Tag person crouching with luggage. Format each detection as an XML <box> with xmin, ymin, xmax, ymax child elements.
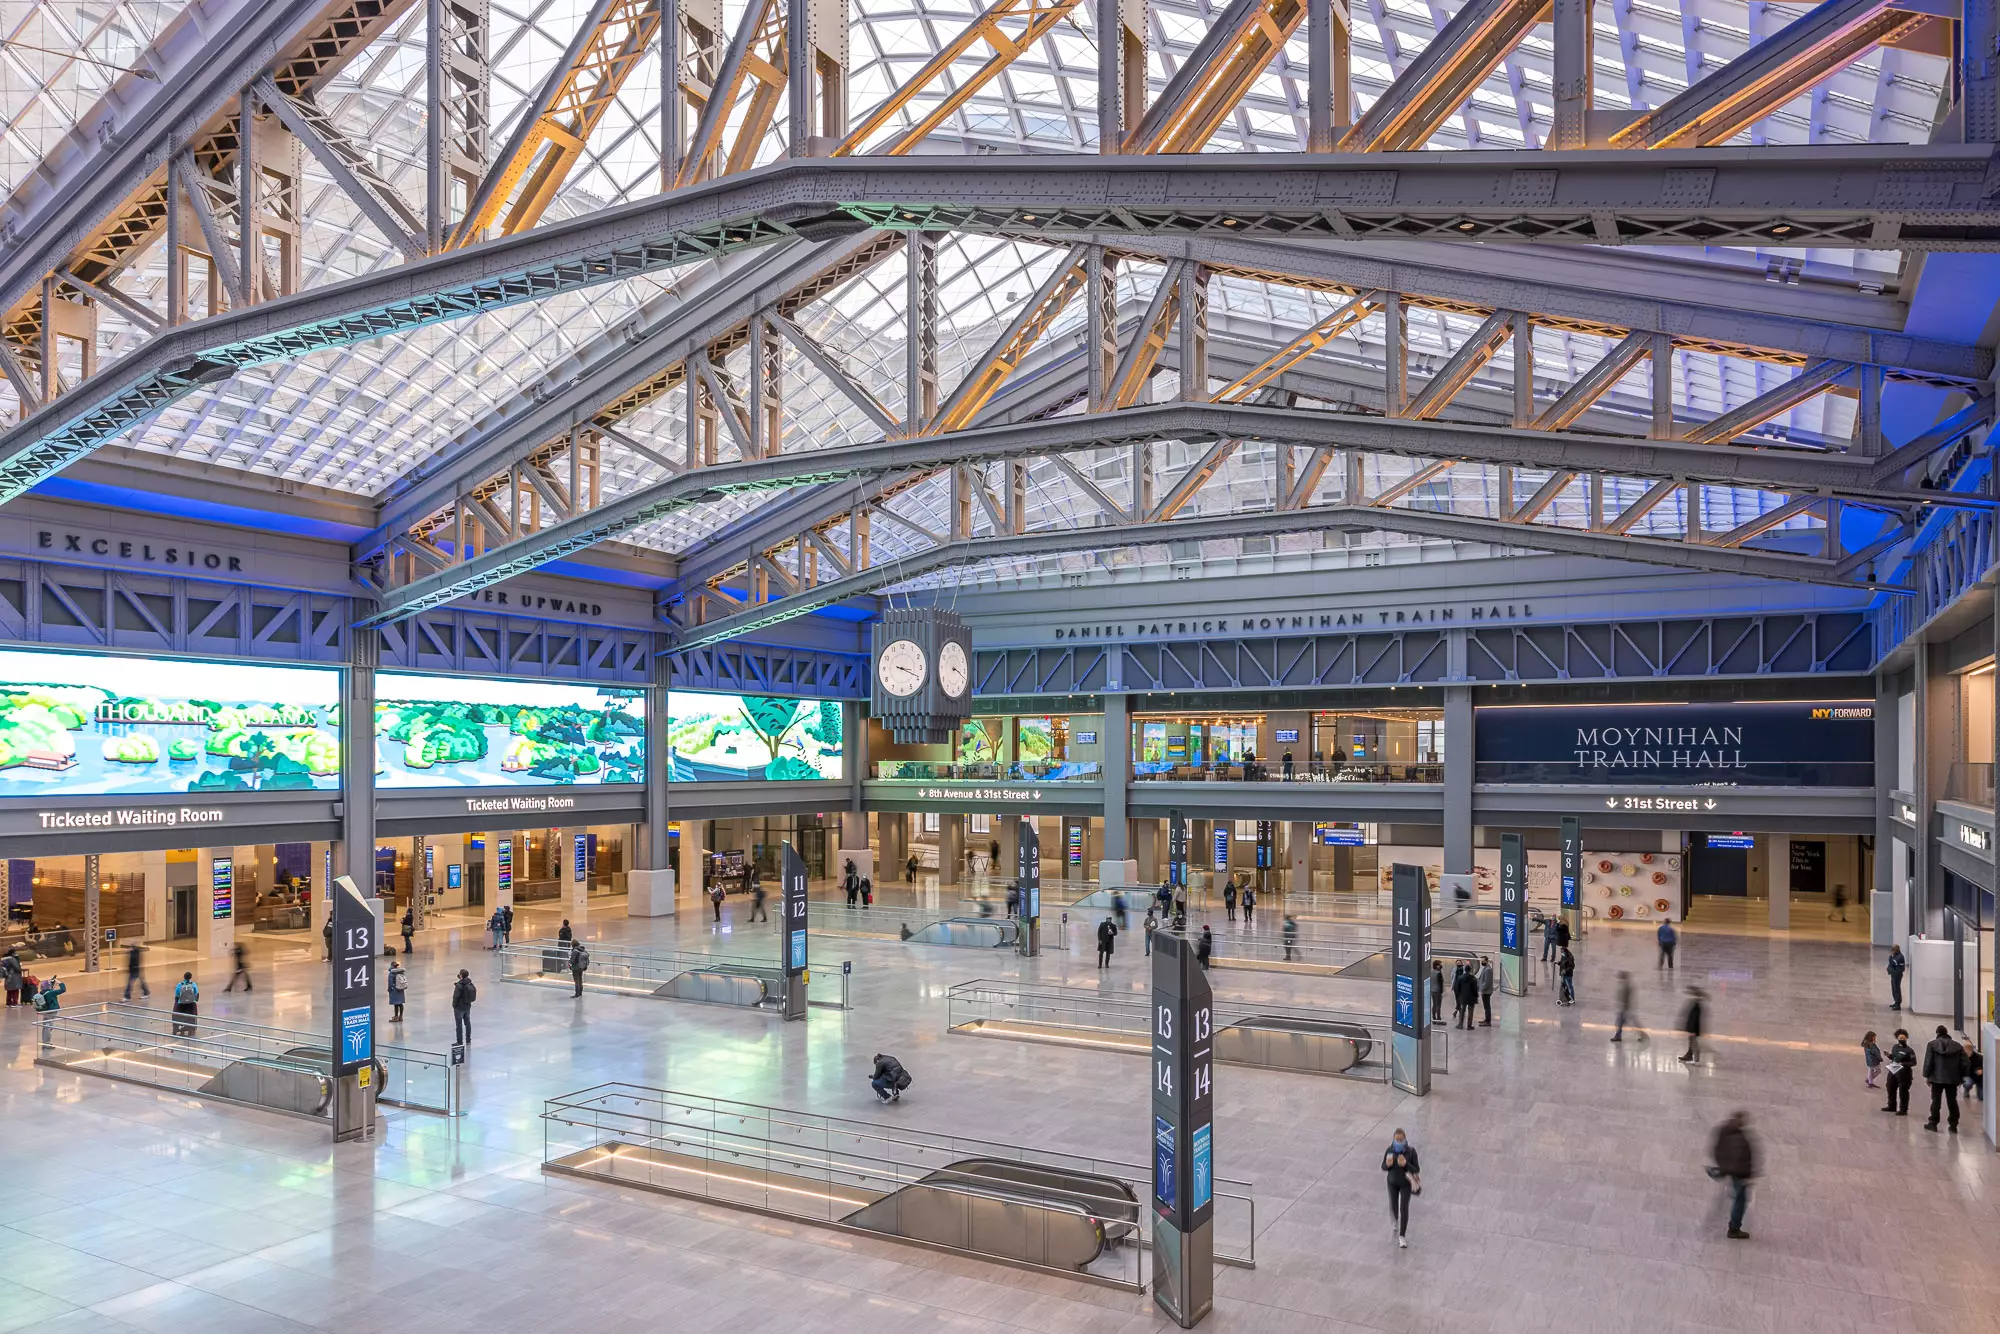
<box><xmin>870</xmin><ymin>1053</ymin><xmax>911</xmax><ymax>1103</ymax></box>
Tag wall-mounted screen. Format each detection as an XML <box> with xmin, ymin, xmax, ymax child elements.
<box><xmin>375</xmin><ymin>673</ymin><xmax>644</xmax><ymax>787</ymax></box>
<box><xmin>667</xmin><ymin>692</ymin><xmax>842</xmax><ymax>781</ymax></box>
<box><xmin>0</xmin><ymin>648</ymin><xmax>340</xmax><ymax>796</ymax></box>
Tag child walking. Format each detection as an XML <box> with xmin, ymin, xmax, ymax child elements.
<box><xmin>1862</xmin><ymin>1030</ymin><xmax>1883</xmax><ymax>1089</ymax></box>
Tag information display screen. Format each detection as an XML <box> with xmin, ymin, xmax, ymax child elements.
<box><xmin>0</xmin><ymin>648</ymin><xmax>339</xmax><ymax>797</ymax></box>
<box><xmin>211</xmin><ymin>856</ymin><xmax>233</xmax><ymax>920</ymax></box>
<box><xmin>667</xmin><ymin>691</ymin><xmax>842</xmax><ymax>781</ymax></box>
<box><xmin>376</xmin><ymin>673</ymin><xmax>643</xmax><ymax>788</ymax></box>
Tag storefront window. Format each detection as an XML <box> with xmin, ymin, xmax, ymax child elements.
<box><xmin>1133</xmin><ymin>709</ymin><xmax>1443</xmax><ymax>782</ymax></box>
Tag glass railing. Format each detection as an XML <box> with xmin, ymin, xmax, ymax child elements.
<box><xmin>0</xmin><ymin>919</ymin><xmax>146</xmax><ymax>962</ymax></box>
<box><xmin>1947</xmin><ymin>762</ymin><xmax>1996</xmax><ymax>807</ymax></box>
<box><xmin>873</xmin><ymin>760</ymin><xmax>1102</xmax><ymax>782</ymax></box>
<box><xmin>1133</xmin><ymin>759</ymin><xmax>1441</xmax><ymax>783</ymax></box>
<box><xmin>36</xmin><ymin>1002</ymin><xmax>456</xmax><ymax>1115</ymax></box>
<box><xmin>945</xmin><ymin>978</ymin><xmax>1447</xmax><ymax>1079</ymax></box>
<box><xmin>500</xmin><ymin>939</ymin><xmax>854</xmax><ymax>1009</ymax></box>
<box><xmin>542</xmin><ymin>1082</ymin><xmax>1255</xmax><ymax>1290</ymax></box>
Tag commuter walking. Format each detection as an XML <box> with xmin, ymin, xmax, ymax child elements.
<box><xmin>1144</xmin><ymin>909</ymin><xmax>1158</xmax><ymax>956</ymax></box>
<box><xmin>1112</xmin><ymin>891</ymin><xmax>1128</xmax><ymax>931</ymax></box>
<box><xmin>1554</xmin><ymin>916</ymin><xmax>1571</xmax><ymax>954</ymax></box>
<box><xmin>1708</xmin><ymin>1112</ymin><xmax>1757</xmax><ymax>1240</ymax></box>
<box><xmin>451</xmin><ymin>969</ymin><xmax>476</xmax><ymax>1045</ymax></box>
<box><xmin>557</xmin><ymin>919</ymin><xmax>574</xmax><ymax>943</ymax></box>
<box><xmin>500</xmin><ymin>903</ymin><xmax>514</xmax><ymax>944</ymax></box>
<box><xmin>171</xmin><ymin>972</ymin><xmax>198</xmax><ymax>1037</ymax></box>
<box><xmin>1241</xmin><ymin>884</ymin><xmax>1257</xmax><ymax>927</ymax></box>
<box><xmin>1612</xmin><ymin>970</ymin><xmax>1645</xmax><ymax>1042</ymax></box>
<box><xmin>709</xmin><ymin>882</ymin><xmax>725</xmax><ymax>923</ymax></box>
<box><xmin>1</xmin><ymin>946</ymin><xmax>19</xmax><ymax>1008</ymax></box>
<box><xmin>1429</xmin><ymin>960</ymin><xmax>1446</xmax><ymax>1027</ymax></box>
<box><xmin>1196</xmin><ymin>924</ymin><xmax>1213</xmax><ymax>970</ymax></box>
<box><xmin>1829</xmin><ymin>882</ymin><xmax>1849</xmax><ymax>922</ymax></box>
<box><xmin>1883</xmin><ymin>1028</ymin><xmax>1916</xmax><ymax>1114</ymax></box>
<box><xmin>1679</xmin><ymin>988</ymin><xmax>1706</xmax><ymax>1064</ymax></box>
<box><xmin>870</xmin><ymin>1052</ymin><xmax>911</xmax><ymax>1103</ymax></box>
<box><xmin>224</xmin><ymin>939</ymin><xmax>252</xmax><ymax>992</ymax></box>
<box><xmin>1476</xmin><ymin>956</ymin><xmax>1495</xmax><ymax>1026</ymax></box>
<box><xmin>749</xmin><ymin>872</ymin><xmax>768</xmax><ymax>923</ymax></box>
<box><xmin>905</xmin><ymin>853</ymin><xmax>918</xmax><ymax>884</ymax></box>
<box><xmin>1281</xmin><ymin>749</ymin><xmax>1295</xmax><ymax>781</ymax></box>
<box><xmin>1657</xmin><ymin>919</ymin><xmax>1678</xmax><ymax>970</ymax></box>
<box><xmin>1381</xmin><ymin>1129</ymin><xmax>1421</xmax><ymax>1248</ymax></box>
<box><xmin>1923</xmin><ymin>1025</ymin><xmax>1967</xmax><ymax>1133</ymax></box>
<box><xmin>844</xmin><ymin>862</ymin><xmax>861</xmax><ymax>907</ymax></box>
<box><xmin>400</xmin><ymin>909</ymin><xmax>414</xmax><ymax>955</ymax></box>
<box><xmin>1453</xmin><ymin>963</ymin><xmax>1478</xmax><ymax>1029</ymax></box>
<box><xmin>1223</xmin><ymin>880</ymin><xmax>1237</xmax><ymax>921</ymax></box>
<box><xmin>1862</xmin><ymin>1030</ymin><xmax>1882</xmax><ymax>1089</ymax></box>
<box><xmin>1886</xmin><ymin>945</ymin><xmax>1906</xmax><ymax>1010</ymax></box>
<box><xmin>1556</xmin><ymin>946</ymin><xmax>1576</xmax><ymax>1006</ymax></box>
<box><xmin>1096</xmin><ymin>916</ymin><xmax>1117</xmax><ymax>968</ymax></box>
<box><xmin>569</xmin><ymin>941</ymin><xmax>591</xmax><ymax>997</ymax></box>
<box><xmin>122</xmin><ymin>942</ymin><xmax>148</xmax><ymax>999</ymax></box>
<box><xmin>1541</xmin><ymin>915</ymin><xmax>1560</xmax><ymax>963</ymax></box>
<box><xmin>323</xmin><ymin>918</ymin><xmax>334</xmax><ymax>961</ymax></box>
<box><xmin>387</xmin><ymin>960</ymin><xmax>408</xmax><ymax>1022</ymax></box>
<box><xmin>1282</xmin><ymin>914</ymin><xmax>1300</xmax><ymax>962</ymax></box>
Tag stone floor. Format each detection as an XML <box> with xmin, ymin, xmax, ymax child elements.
<box><xmin>0</xmin><ymin>888</ymin><xmax>1991</xmax><ymax>1334</ymax></box>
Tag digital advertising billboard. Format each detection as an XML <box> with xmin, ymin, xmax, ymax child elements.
<box><xmin>0</xmin><ymin>648</ymin><xmax>340</xmax><ymax>796</ymax></box>
<box><xmin>374</xmin><ymin>673</ymin><xmax>645</xmax><ymax>787</ymax></box>
<box><xmin>666</xmin><ymin>692</ymin><xmax>842</xmax><ymax>781</ymax></box>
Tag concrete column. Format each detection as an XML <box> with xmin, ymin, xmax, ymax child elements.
<box><xmin>1100</xmin><ymin>693</ymin><xmax>1130</xmax><ymax>864</ymax></box>
<box><xmin>837</xmin><ymin>810</ymin><xmax>873</xmax><ymax>881</ymax></box>
<box><xmin>141</xmin><ymin>849</ymin><xmax>168</xmax><ymax>943</ymax></box>
<box><xmin>1288</xmin><ymin>820</ymin><xmax>1312</xmax><ymax>895</ymax></box>
<box><xmin>1444</xmin><ymin>685</ymin><xmax>1474</xmax><ymax>875</ymax></box>
<box><xmin>636</xmin><ymin>677</ymin><xmax>669</xmax><ymax>872</ymax></box>
<box><xmin>678</xmin><ymin>818</ymin><xmax>708</xmax><ymax>911</ymax></box>
<box><xmin>1768</xmin><ymin>833</ymin><xmax>1791</xmax><ymax>930</ymax></box>
<box><xmin>877</xmin><ymin>811</ymin><xmax>907</xmax><ymax>878</ymax></box>
<box><xmin>997</xmin><ymin>813</ymin><xmax>1021</xmax><ymax>882</ymax></box>
<box><xmin>196</xmin><ymin>847</ymin><xmax>237</xmax><ymax>960</ymax></box>
<box><xmin>939</xmin><ymin>814</ymin><xmax>965</xmax><ymax>886</ymax></box>
<box><xmin>309</xmin><ymin>841</ymin><xmax>335</xmax><ymax>929</ymax></box>
<box><xmin>1917</xmin><ymin>637</ymin><xmax>1955</xmax><ymax>937</ymax></box>
<box><xmin>1133</xmin><ymin>818</ymin><xmax>1160</xmax><ymax>883</ymax></box>
<box><xmin>339</xmin><ymin>628</ymin><xmax>377</xmax><ymax>892</ymax></box>
<box><xmin>1875</xmin><ymin>670</ymin><xmax>1897</xmax><ymax>918</ymax></box>
<box><xmin>560</xmin><ymin>826</ymin><xmax>589</xmax><ymax>924</ymax></box>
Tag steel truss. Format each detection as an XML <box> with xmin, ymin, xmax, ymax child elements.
<box><xmin>0</xmin><ymin>559</ymin><xmax>351</xmax><ymax>662</ymax></box>
<box><xmin>378</xmin><ymin>608</ymin><xmax>653</xmax><ymax>681</ymax></box>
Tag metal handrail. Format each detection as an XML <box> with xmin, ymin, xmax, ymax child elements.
<box><xmin>944</xmin><ymin>978</ymin><xmax>1447</xmax><ymax>1075</ymax></box>
<box><xmin>502</xmin><ymin>940</ymin><xmax>854</xmax><ymax>1010</ymax></box>
<box><xmin>37</xmin><ymin>1001</ymin><xmax>457</xmax><ymax>1114</ymax></box>
<box><xmin>541</xmin><ymin>1082</ymin><xmax>1254</xmax><ymax>1288</ymax></box>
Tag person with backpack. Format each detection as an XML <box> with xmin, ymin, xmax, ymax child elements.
<box><xmin>1096</xmin><ymin>916</ymin><xmax>1117</xmax><ymax>968</ymax></box>
<box><xmin>225</xmin><ymin>939</ymin><xmax>252</xmax><ymax>992</ymax></box>
<box><xmin>557</xmin><ymin>919</ymin><xmax>574</xmax><ymax>943</ymax></box>
<box><xmin>32</xmin><ymin>974</ymin><xmax>64</xmax><ymax>1012</ymax></box>
<box><xmin>500</xmin><ymin>903</ymin><xmax>514</xmax><ymax>945</ymax></box>
<box><xmin>1241</xmin><ymin>884</ymin><xmax>1257</xmax><ymax>926</ymax></box>
<box><xmin>1</xmin><ymin>946</ymin><xmax>21</xmax><ymax>1008</ymax></box>
<box><xmin>569</xmin><ymin>940</ymin><xmax>591</xmax><ymax>997</ymax></box>
<box><xmin>386</xmin><ymin>960</ymin><xmax>408</xmax><ymax>1022</ymax></box>
<box><xmin>171</xmin><ymin>972</ymin><xmax>198</xmax><ymax>1037</ymax></box>
<box><xmin>486</xmin><ymin>908</ymin><xmax>505</xmax><ymax>950</ymax></box>
<box><xmin>1223</xmin><ymin>880</ymin><xmax>1237</xmax><ymax>922</ymax></box>
<box><xmin>1658</xmin><ymin>918</ymin><xmax>1678</xmax><ymax>970</ymax></box>
<box><xmin>870</xmin><ymin>1052</ymin><xmax>911</xmax><ymax>1103</ymax></box>
<box><xmin>451</xmin><ymin>969</ymin><xmax>476</xmax><ymax>1045</ymax></box>
<box><xmin>400</xmin><ymin>908</ymin><xmax>415</xmax><ymax>956</ymax></box>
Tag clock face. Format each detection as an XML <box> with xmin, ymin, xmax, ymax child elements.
<box><xmin>938</xmin><ymin>641</ymin><xmax>969</xmax><ymax>698</ymax></box>
<box><xmin>877</xmin><ymin>638</ymin><xmax>927</xmax><ymax>697</ymax></box>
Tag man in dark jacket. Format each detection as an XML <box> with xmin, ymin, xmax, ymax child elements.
<box><xmin>1679</xmin><ymin>989</ymin><xmax>1705</xmax><ymax>1064</ymax></box>
<box><xmin>1096</xmin><ymin>917</ymin><xmax>1117</xmax><ymax>968</ymax></box>
<box><xmin>451</xmin><ymin>969</ymin><xmax>476</xmax><ymax>1046</ymax></box>
<box><xmin>1923</xmin><ymin>1025</ymin><xmax>1968</xmax><ymax>1132</ymax></box>
<box><xmin>1710</xmin><ymin>1111</ymin><xmax>1757</xmax><ymax>1240</ymax></box>
<box><xmin>1429</xmin><ymin>960</ymin><xmax>1446</xmax><ymax>1027</ymax></box>
<box><xmin>870</xmin><ymin>1053</ymin><xmax>909</xmax><ymax>1103</ymax></box>
<box><xmin>1886</xmin><ymin>945</ymin><xmax>1907</xmax><ymax>1010</ymax></box>
<box><xmin>1883</xmin><ymin>1028</ymin><xmax>1917</xmax><ymax>1115</ymax></box>
<box><xmin>569</xmin><ymin>941</ymin><xmax>590</xmax><ymax>997</ymax></box>
<box><xmin>1452</xmin><ymin>963</ymin><xmax>1479</xmax><ymax>1029</ymax></box>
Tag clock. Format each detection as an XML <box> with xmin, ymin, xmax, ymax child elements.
<box><xmin>878</xmin><ymin>639</ymin><xmax>927</xmax><ymax>696</ymax></box>
<box><xmin>938</xmin><ymin>641</ymin><xmax>969</xmax><ymax>698</ymax></box>
<box><xmin>871</xmin><ymin>607</ymin><xmax>973</xmax><ymax>744</ymax></box>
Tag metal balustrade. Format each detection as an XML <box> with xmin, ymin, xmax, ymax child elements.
<box><xmin>35</xmin><ymin>1002</ymin><xmax>457</xmax><ymax>1116</ymax></box>
<box><xmin>542</xmin><ymin>1082</ymin><xmax>1254</xmax><ymax>1290</ymax></box>
<box><xmin>499</xmin><ymin>939</ymin><xmax>851</xmax><ymax>1010</ymax></box>
<box><xmin>945</xmin><ymin>978</ymin><xmax>1447</xmax><ymax>1079</ymax></box>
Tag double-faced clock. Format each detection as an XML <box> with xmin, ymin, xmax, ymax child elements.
<box><xmin>872</xmin><ymin>608</ymin><xmax>973</xmax><ymax>744</ymax></box>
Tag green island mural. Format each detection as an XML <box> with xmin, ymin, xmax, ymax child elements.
<box><xmin>666</xmin><ymin>692</ymin><xmax>842</xmax><ymax>781</ymax></box>
<box><xmin>374</xmin><ymin>674</ymin><xmax>645</xmax><ymax>787</ymax></box>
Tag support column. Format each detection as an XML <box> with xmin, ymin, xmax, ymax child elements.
<box><xmin>939</xmin><ymin>814</ymin><xmax>965</xmax><ymax>887</ymax></box>
<box><xmin>1550</xmin><ymin>0</ymin><xmax>1593</xmax><ymax>148</ymax></box>
<box><xmin>1134</xmin><ymin>819</ymin><xmax>1160</xmax><ymax>883</ymax></box>
<box><xmin>998</xmin><ymin>814</ymin><xmax>1021</xmax><ymax>885</ymax></box>
<box><xmin>310</xmin><ymin>841</ymin><xmax>335</xmax><ymax>933</ymax></box>
<box><xmin>1443</xmin><ymin>685</ymin><xmax>1473</xmax><ymax>875</ymax></box>
<box><xmin>1099</xmin><ymin>693</ymin><xmax>1130</xmax><ymax>883</ymax></box>
<box><xmin>629</xmin><ymin>676</ymin><xmax>675</xmax><ymax>917</ymax></box>
<box><xmin>339</xmin><ymin>624</ymin><xmax>378</xmax><ymax>904</ymax></box>
<box><xmin>1287</xmin><ymin>820</ymin><xmax>1312</xmax><ymax>896</ymax></box>
<box><xmin>1768</xmin><ymin>833</ymin><xmax>1791</xmax><ymax>930</ymax></box>
<box><xmin>877</xmin><ymin>811</ymin><xmax>907</xmax><ymax>880</ymax></box>
<box><xmin>1875</xmin><ymin>670</ymin><xmax>1899</xmax><ymax>944</ymax></box>
<box><xmin>1095</xmin><ymin>0</ymin><xmax>1144</xmax><ymax>151</ymax></box>
<box><xmin>1917</xmin><ymin>637</ymin><xmax>1952</xmax><ymax>936</ymax></box>
<box><xmin>678</xmin><ymin>818</ymin><xmax>708</xmax><ymax>913</ymax></box>
<box><xmin>1306</xmin><ymin>0</ymin><xmax>1350</xmax><ymax>150</ymax></box>
<box><xmin>486</xmin><ymin>833</ymin><xmax>515</xmax><ymax>913</ymax></box>
<box><xmin>560</xmin><ymin>826</ymin><xmax>588</xmax><ymax>924</ymax></box>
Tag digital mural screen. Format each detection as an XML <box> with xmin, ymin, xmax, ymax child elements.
<box><xmin>374</xmin><ymin>673</ymin><xmax>645</xmax><ymax>787</ymax></box>
<box><xmin>666</xmin><ymin>691</ymin><xmax>843</xmax><ymax>781</ymax></box>
<box><xmin>0</xmin><ymin>648</ymin><xmax>340</xmax><ymax>796</ymax></box>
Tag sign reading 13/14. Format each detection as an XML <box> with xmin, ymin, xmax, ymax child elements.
<box><xmin>330</xmin><ymin>875</ymin><xmax>376</xmax><ymax>1074</ymax></box>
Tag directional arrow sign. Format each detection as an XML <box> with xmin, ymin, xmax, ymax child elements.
<box><xmin>1606</xmin><ymin>798</ymin><xmax>1618</xmax><ymax>808</ymax></box>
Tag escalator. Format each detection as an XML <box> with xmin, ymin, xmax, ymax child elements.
<box><xmin>1212</xmin><ymin>1016</ymin><xmax>1374</xmax><ymax>1074</ymax></box>
<box><xmin>900</xmin><ymin>917</ymin><xmax>1021</xmax><ymax>948</ymax></box>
